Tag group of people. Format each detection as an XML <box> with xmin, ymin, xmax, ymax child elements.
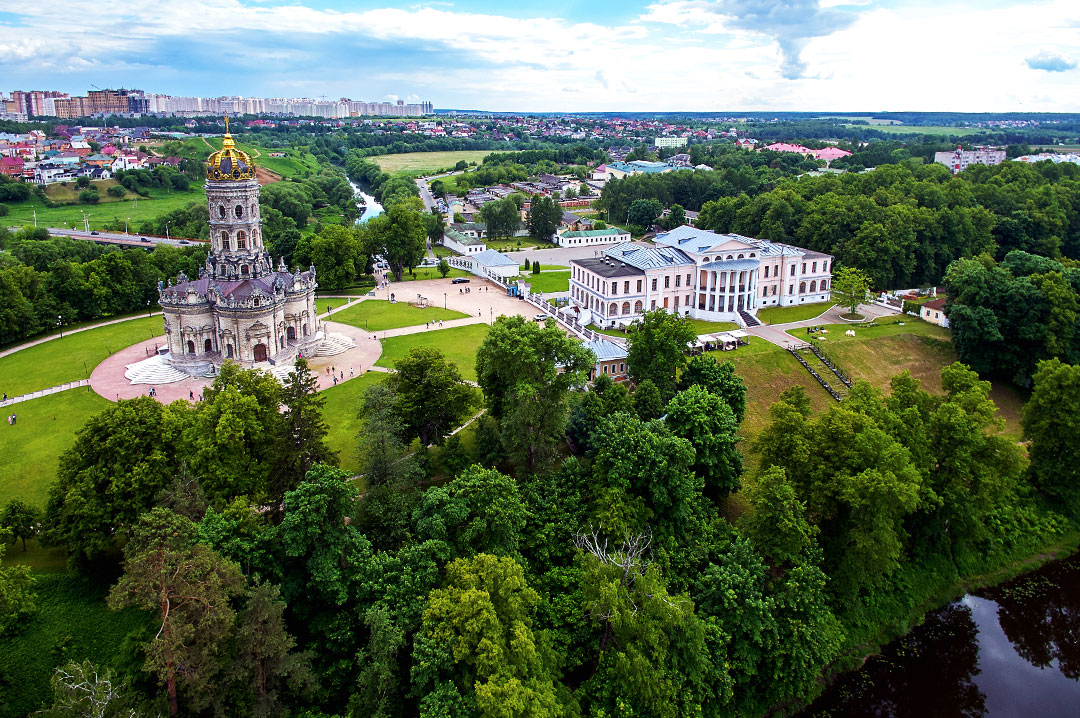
<box><xmin>6</xmin><ymin>412</ymin><xmax>15</xmax><ymax>425</ymax></box>
<box><xmin>326</xmin><ymin>366</ymin><xmax>355</xmax><ymax>386</ymax></box>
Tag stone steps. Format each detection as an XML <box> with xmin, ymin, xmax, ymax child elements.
<box><xmin>311</xmin><ymin>333</ymin><xmax>356</xmax><ymax>357</ymax></box>
<box><xmin>124</xmin><ymin>355</ymin><xmax>193</xmax><ymax>384</ymax></box>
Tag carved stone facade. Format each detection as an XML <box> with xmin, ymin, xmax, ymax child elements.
<box><xmin>157</xmin><ymin>126</ymin><xmax>320</xmax><ymax>372</ymax></box>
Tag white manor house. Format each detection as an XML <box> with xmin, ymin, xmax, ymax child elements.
<box><xmin>569</xmin><ymin>225</ymin><xmax>833</xmax><ymax>329</ymax></box>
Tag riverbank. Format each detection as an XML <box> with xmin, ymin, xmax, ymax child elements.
<box><xmin>793</xmin><ymin>529</ymin><xmax>1080</xmax><ymax>716</ymax></box>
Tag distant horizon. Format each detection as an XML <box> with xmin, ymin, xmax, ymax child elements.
<box><xmin>3</xmin><ymin>1</ymin><xmax>1078</xmax><ymax>112</ymax></box>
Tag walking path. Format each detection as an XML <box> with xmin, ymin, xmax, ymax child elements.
<box><xmin>0</xmin><ymin>312</ymin><xmax>161</xmax><ymax>361</ymax></box>
<box><xmin>0</xmin><ymin>379</ymin><xmax>90</xmax><ymax>408</ymax></box>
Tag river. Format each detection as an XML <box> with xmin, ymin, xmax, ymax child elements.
<box><xmin>348</xmin><ymin>179</ymin><xmax>383</xmax><ymax>223</ymax></box>
<box><xmin>799</xmin><ymin>553</ymin><xmax>1080</xmax><ymax>717</ymax></box>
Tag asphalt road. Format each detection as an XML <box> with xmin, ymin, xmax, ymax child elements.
<box><xmin>28</xmin><ymin>227</ymin><xmax>201</xmax><ymax>248</ymax></box>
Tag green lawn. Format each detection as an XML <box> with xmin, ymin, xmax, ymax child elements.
<box><xmin>394</xmin><ymin>266</ymin><xmax>470</xmax><ymax>282</ymax></box>
<box><xmin>0</xmin><ymin>389</ymin><xmax>113</xmax><ymax>508</ymax></box>
<box><xmin>375</xmin><ymin>324</ymin><xmax>490</xmax><ymax>382</ymax></box>
<box><xmin>432</xmin><ymin>245</ymin><xmax>455</xmax><ymax>258</ymax></box>
<box><xmin>327</xmin><ymin>299</ymin><xmax>469</xmax><ymax>332</ymax></box>
<box><xmin>374</xmin><ymin>151</ymin><xmax>497</xmax><ymax>176</ymax></box>
<box><xmin>848</xmin><ymin>124</ymin><xmax>990</xmax><ymax>137</ymax></box>
<box><xmin>523</xmin><ymin>271</ymin><xmax>571</xmax><ymax>293</ymax></box>
<box><xmin>687</xmin><ymin>319</ymin><xmax>739</xmax><ymax>334</ymax></box>
<box><xmin>0</xmin><ymin>316</ymin><xmax>163</xmax><ymax>397</ymax></box>
<box><xmin>486</xmin><ymin>239</ymin><xmax>556</xmax><ymax>252</ymax></box>
<box><xmin>0</xmin><ymin>572</ymin><xmax>149</xmax><ymax>718</ymax></box>
<box><xmin>3</xmin><ymin>185</ymin><xmax>207</xmax><ymax>233</ymax></box>
<box><xmin>757</xmin><ymin>301</ymin><xmax>834</xmax><ymax>325</ymax></box>
<box><xmin>586</xmin><ymin>324</ymin><xmax>630</xmax><ymax>338</ymax></box>
<box><xmin>320</xmin><ymin>372</ymin><xmax>387</xmax><ymax>474</ymax></box>
<box><xmin>40</xmin><ymin>178</ymin><xmax>125</xmax><ymax>204</ymax></box>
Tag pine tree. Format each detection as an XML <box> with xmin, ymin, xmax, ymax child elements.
<box><xmin>271</xmin><ymin>357</ymin><xmax>337</xmax><ymax>507</ymax></box>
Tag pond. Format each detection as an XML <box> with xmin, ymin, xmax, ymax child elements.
<box><xmin>800</xmin><ymin>553</ymin><xmax>1080</xmax><ymax>717</ymax></box>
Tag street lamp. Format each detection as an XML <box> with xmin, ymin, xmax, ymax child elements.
<box><xmin>57</xmin><ymin>314</ymin><xmax>63</xmax><ymax>339</ymax></box>
<box><xmin>165</xmin><ymin>222</ymin><xmax>170</xmax><ymax>241</ymax></box>
<box><xmin>444</xmin><ymin>292</ymin><xmax>446</xmax><ymax>309</ymax></box>
<box><xmin>146</xmin><ymin>299</ymin><xmax>152</xmax><ymax>318</ymax></box>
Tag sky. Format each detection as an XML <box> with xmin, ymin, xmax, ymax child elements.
<box><xmin>1</xmin><ymin>0</ymin><xmax>1078</xmax><ymax>112</ymax></box>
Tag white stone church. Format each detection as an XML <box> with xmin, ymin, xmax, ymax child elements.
<box><xmin>153</xmin><ymin>122</ymin><xmax>334</xmax><ymax>377</ymax></box>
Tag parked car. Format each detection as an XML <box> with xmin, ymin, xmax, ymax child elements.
<box><xmin>451</xmin><ymin>277</ymin><xmax>470</xmax><ymax>284</ymax></box>
<box><xmin>534</xmin><ymin>314</ymin><xmax>549</xmax><ymax>322</ymax></box>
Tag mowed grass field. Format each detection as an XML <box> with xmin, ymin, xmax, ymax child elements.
<box><xmin>0</xmin><ymin>316</ymin><xmax>163</xmax><ymax>397</ymax></box>
<box><xmin>3</xmin><ymin>185</ymin><xmax>207</xmax><ymax>232</ymax></box>
<box><xmin>847</xmin><ymin>124</ymin><xmax>990</xmax><ymax>137</ymax></box>
<box><xmin>523</xmin><ymin>271</ymin><xmax>571</xmax><ymax>293</ymax></box>
<box><xmin>373</xmin><ymin>151</ymin><xmax>497</xmax><ymax>176</ymax></box>
<box><xmin>320</xmin><ymin>371</ymin><xmax>387</xmax><ymax>474</ymax></box>
<box><xmin>327</xmin><ymin>299</ymin><xmax>469</xmax><ymax>331</ymax></box>
<box><xmin>375</xmin><ymin>323</ymin><xmax>490</xmax><ymax>382</ymax></box>
<box><xmin>757</xmin><ymin>301</ymin><xmax>834</xmax><ymax>325</ymax></box>
<box><xmin>0</xmin><ymin>389</ymin><xmax>113</xmax><ymax>508</ymax></box>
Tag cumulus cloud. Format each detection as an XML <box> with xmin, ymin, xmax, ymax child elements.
<box><xmin>1026</xmin><ymin>51</ymin><xmax>1077</xmax><ymax>72</ymax></box>
<box><xmin>641</xmin><ymin>0</ymin><xmax>864</xmax><ymax>78</ymax></box>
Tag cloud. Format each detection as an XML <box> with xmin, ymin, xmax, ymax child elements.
<box><xmin>595</xmin><ymin>70</ymin><xmax>610</xmax><ymax>89</ymax></box>
<box><xmin>1026</xmin><ymin>51</ymin><xmax>1077</xmax><ymax>72</ymax></box>
<box><xmin>641</xmin><ymin>0</ymin><xmax>864</xmax><ymax>78</ymax></box>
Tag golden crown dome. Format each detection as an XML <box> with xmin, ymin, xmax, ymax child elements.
<box><xmin>205</xmin><ymin>116</ymin><xmax>256</xmax><ymax>181</ymax></box>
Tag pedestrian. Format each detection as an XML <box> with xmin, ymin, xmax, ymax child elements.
<box><xmin>2</xmin><ymin>393</ymin><xmax>6</xmax><ymax>402</ymax></box>
<box><xmin>349</xmin><ymin>367</ymin><xmax>354</xmax><ymax>377</ymax></box>
<box><xmin>478</xmin><ymin>310</ymin><xmax>481</xmax><ymax>317</ymax></box>
<box><xmin>333</xmin><ymin>376</ymin><xmax>338</xmax><ymax>385</ymax></box>
<box><xmin>189</xmin><ymin>390</ymin><xmax>194</xmax><ymax>401</ymax></box>
<box><xmin>326</xmin><ymin>367</ymin><xmax>331</xmax><ymax>376</ymax></box>
<box><xmin>439</xmin><ymin>320</ymin><xmax>443</xmax><ymax>327</ymax></box>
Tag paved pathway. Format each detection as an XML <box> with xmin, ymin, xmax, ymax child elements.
<box><xmin>0</xmin><ymin>312</ymin><xmax>162</xmax><ymax>361</ymax></box>
<box><xmin>0</xmin><ymin>379</ymin><xmax>90</xmax><ymax>408</ymax></box>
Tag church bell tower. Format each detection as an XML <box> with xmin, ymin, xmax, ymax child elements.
<box><xmin>204</xmin><ymin>116</ymin><xmax>267</xmax><ymax>280</ymax></box>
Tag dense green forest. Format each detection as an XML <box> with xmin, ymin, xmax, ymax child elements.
<box><xmin>3</xmin><ymin>308</ymin><xmax>1078</xmax><ymax>717</ymax></box>
<box><xmin>688</xmin><ymin>160</ymin><xmax>1080</xmax><ymax>289</ymax></box>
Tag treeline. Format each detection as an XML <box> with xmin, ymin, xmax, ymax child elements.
<box><xmin>945</xmin><ymin>250</ymin><xmax>1080</xmax><ymax>385</ymax></box>
<box><xmin>0</xmin><ymin>227</ymin><xmax>208</xmax><ymax>343</ymax></box>
<box><xmin>696</xmin><ymin>160</ymin><xmax>1080</xmax><ymax>289</ymax></box>
<box><xmin>597</xmin><ymin>152</ymin><xmax>811</xmax><ymax>220</ymax></box>
<box><xmin>8</xmin><ymin>309</ymin><xmax>1079</xmax><ymax>717</ymax></box>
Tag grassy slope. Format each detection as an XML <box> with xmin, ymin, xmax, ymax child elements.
<box><xmin>320</xmin><ymin>372</ymin><xmax>387</xmax><ymax>474</ymax></box>
<box><xmin>328</xmin><ymin>300</ymin><xmax>469</xmax><ymax>332</ymax></box>
<box><xmin>373</xmin><ymin>151</ymin><xmax>495</xmax><ymax>176</ymax></box>
<box><xmin>807</xmin><ymin>318</ymin><xmax>1025</xmax><ymax>437</ymax></box>
<box><xmin>200</xmin><ymin>136</ymin><xmax>321</xmax><ymax>178</ymax></box>
<box><xmin>687</xmin><ymin>319</ymin><xmax>740</xmax><ymax>334</ymax></box>
<box><xmin>375</xmin><ymin>324</ymin><xmax>490</xmax><ymax>382</ymax></box>
<box><xmin>0</xmin><ymin>572</ymin><xmax>149</xmax><ymax>718</ymax></box>
<box><xmin>3</xmin><ymin>185</ymin><xmax>207</xmax><ymax>231</ymax></box>
<box><xmin>0</xmin><ymin>316</ymin><xmax>163</xmax><ymax>397</ymax></box>
<box><xmin>757</xmin><ymin>301</ymin><xmax>834</xmax><ymax>325</ymax></box>
<box><xmin>0</xmin><ymin>389</ymin><xmax>112</xmax><ymax>508</ymax></box>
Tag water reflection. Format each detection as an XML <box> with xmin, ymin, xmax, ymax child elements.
<box><xmin>800</xmin><ymin>554</ymin><xmax>1080</xmax><ymax>718</ymax></box>
<box><xmin>979</xmin><ymin>555</ymin><xmax>1080</xmax><ymax>681</ymax></box>
<box><xmin>801</xmin><ymin>602</ymin><xmax>985</xmax><ymax>718</ymax></box>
